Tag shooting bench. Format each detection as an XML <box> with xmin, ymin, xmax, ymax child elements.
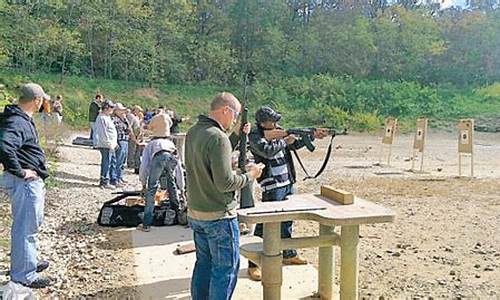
<box><xmin>238</xmin><ymin>187</ymin><xmax>395</xmax><ymax>300</ymax></box>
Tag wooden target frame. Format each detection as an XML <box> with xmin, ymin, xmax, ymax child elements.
<box><xmin>411</xmin><ymin>118</ymin><xmax>428</xmax><ymax>172</ymax></box>
<box><xmin>378</xmin><ymin>118</ymin><xmax>398</xmax><ymax>166</ymax></box>
<box><xmin>457</xmin><ymin>119</ymin><xmax>474</xmax><ymax>177</ymax></box>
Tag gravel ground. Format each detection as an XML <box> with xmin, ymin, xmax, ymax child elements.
<box><xmin>1</xmin><ymin>129</ymin><xmax>499</xmax><ymax>299</ymax></box>
<box><xmin>0</xmin><ymin>134</ymin><xmax>138</xmax><ymax>299</ymax></box>
<box><xmin>291</xmin><ymin>131</ymin><xmax>500</xmax><ymax>299</ymax></box>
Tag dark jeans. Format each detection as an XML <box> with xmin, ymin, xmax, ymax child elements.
<box><xmin>189</xmin><ymin>217</ymin><xmax>240</xmax><ymax>300</ymax></box>
<box><xmin>249</xmin><ymin>184</ymin><xmax>296</xmax><ymax>268</ymax></box>
<box><xmin>99</xmin><ymin>148</ymin><xmax>116</xmax><ymax>185</ymax></box>
<box><xmin>111</xmin><ymin>140</ymin><xmax>128</xmax><ymax>184</ymax></box>
<box><xmin>143</xmin><ymin>151</ymin><xmax>179</xmax><ymax>226</ymax></box>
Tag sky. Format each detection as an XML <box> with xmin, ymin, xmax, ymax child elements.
<box><xmin>438</xmin><ymin>0</ymin><xmax>468</xmax><ymax>8</ymax></box>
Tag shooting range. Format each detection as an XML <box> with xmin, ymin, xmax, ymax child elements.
<box><xmin>411</xmin><ymin>118</ymin><xmax>428</xmax><ymax>172</ymax></box>
<box><xmin>458</xmin><ymin>119</ymin><xmax>474</xmax><ymax>177</ymax></box>
<box><xmin>377</xmin><ymin>117</ymin><xmax>398</xmax><ymax>166</ymax></box>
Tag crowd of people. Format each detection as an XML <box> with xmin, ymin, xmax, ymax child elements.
<box><xmin>87</xmin><ymin>94</ymin><xmax>186</xmax><ymax>190</ymax></box>
<box><xmin>0</xmin><ymin>83</ymin><xmax>327</xmax><ymax>299</ymax></box>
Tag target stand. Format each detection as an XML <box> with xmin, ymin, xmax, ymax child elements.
<box><xmin>458</xmin><ymin>119</ymin><xmax>474</xmax><ymax>177</ymax></box>
<box><xmin>375</xmin><ymin>118</ymin><xmax>398</xmax><ymax>167</ymax></box>
<box><xmin>409</xmin><ymin>118</ymin><xmax>428</xmax><ymax>173</ymax></box>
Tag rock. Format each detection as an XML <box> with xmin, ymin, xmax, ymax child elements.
<box><xmin>484</xmin><ymin>266</ymin><xmax>494</xmax><ymax>271</ymax></box>
<box><xmin>475</xmin><ymin>274</ymin><xmax>481</xmax><ymax>278</ymax></box>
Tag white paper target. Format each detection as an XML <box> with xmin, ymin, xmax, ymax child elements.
<box><xmin>416</xmin><ymin>129</ymin><xmax>423</xmax><ymax>141</ymax></box>
<box><xmin>460</xmin><ymin>130</ymin><xmax>469</xmax><ymax>145</ymax></box>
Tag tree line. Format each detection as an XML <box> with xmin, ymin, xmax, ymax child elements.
<box><xmin>0</xmin><ymin>0</ymin><xmax>499</xmax><ymax>88</ymax></box>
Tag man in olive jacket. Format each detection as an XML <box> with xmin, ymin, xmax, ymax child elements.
<box><xmin>185</xmin><ymin>92</ymin><xmax>263</xmax><ymax>300</ymax></box>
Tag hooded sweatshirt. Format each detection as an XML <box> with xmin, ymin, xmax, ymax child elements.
<box><xmin>0</xmin><ymin>105</ymin><xmax>49</xmax><ymax>179</ymax></box>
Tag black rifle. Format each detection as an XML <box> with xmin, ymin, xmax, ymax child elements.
<box><xmin>287</xmin><ymin>127</ymin><xmax>348</xmax><ymax>181</ymax></box>
<box><xmin>286</xmin><ymin>128</ymin><xmax>348</xmax><ymax>152</ymax></box>
<box><xmin>238</xmin><ymin>72</ymin><xmax>255</xmax><ymax>209</ymax></box>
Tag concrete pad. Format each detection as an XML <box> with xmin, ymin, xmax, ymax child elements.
<box><xmin>131</xmin><ymin>226</ymin><xmax>338</xmax><ymax>299</ymax></box>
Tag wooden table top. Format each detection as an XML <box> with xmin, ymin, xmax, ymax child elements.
<box><xmin>238</xmin><ymin>193</ymin><xmax>395</xmax><ymax>226</ymax></box>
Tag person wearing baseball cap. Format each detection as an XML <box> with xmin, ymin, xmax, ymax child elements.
<box><xmin>110</xmin><ymin>103</ymin><xmax>130</xmax><ymax>186</ymax></box>
<box><xmin>0</xmin><ymin>83</ymin><xmax>52</xmax><ymax>288</ymax></box>
<box><xmin>127</xmin><ymin>105</ymin><xmax>144</xmax><ymax>173</ymax></box>
<box><xmin>94</xmin><ymin>99</ymin><xmax>118</xmax><ymax>189</ymax></box>
<box><xmin>245</xmin><ymin>106</ymin><xmax>326</xmax><ymax>281</ymax></box>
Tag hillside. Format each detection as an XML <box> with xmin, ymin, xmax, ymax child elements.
<box><xmin>0</xmin><ymin>70</ymin><xmax>226</xmax><ymax>129</ymax></box>
<box><xmin>2</xmin><ymin>70</ymin><xmax>500</xmax><ymax>132</ymax></box>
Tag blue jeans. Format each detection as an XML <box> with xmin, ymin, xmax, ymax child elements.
<box><xmin>189</xmin><ymin>217</ymin><xmax>240</xmax><ymax>300</ymax></box>
<box><xmin>143</xmin><ymin>151</ymin><xmax>179</xmax><ymax>226</ymax></box>
<box><xmin>111</xmin><ymin>141</ymin><xmax>128</xmax><ymax>184</ymax></box>
<box><xmin>254</xmin><ymin>184</ymin><xmax>296</xmax><ymax>258</ymax></box>
<box><xmin>0</xmin><ymin>173</ymin><xmax>45</xmax><ymax>284</ymax></box>
<box><xmin>90</xmin><ymin>122</ymin><xmax>96</xmax><ymax>145</ymax></box>
<box><xmin>99</xmin><ymin>148</ymin><xmax>116</xmax><ymax>185</ymax></box>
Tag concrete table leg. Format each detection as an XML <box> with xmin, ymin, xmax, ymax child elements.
<box><xmin>340</xmin><ymin>225</ymin><xmax>359</xmax><ymax>300</ymax></box>
<box><xmin>318</xmin><ymin>224</ymin><xmax>335</xmax><ymax>299</ymax></box>
<box><xmin>262</xmin><ymin>222</ymin><xmax>282</xmax><ymax>300</ymax></box>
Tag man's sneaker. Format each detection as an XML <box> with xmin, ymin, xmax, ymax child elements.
<box><xmin>36</xmin><ymin>260</ymin><xmax>49</xmax><ymax>273</ymax></box>
<box><xmin>247</xmin><ymin>267</ymin><xmax>262</xmax><ymax>281</ymax></box>
<box><xmin>137</xmin><ymin>224</ymin><xmax>151</xmax><ymax>232</ymax></box>
<box><xmin>100</xmin><ymin>184</ymin><xmax>116</xmax><ymax>190</ymax></box>
<box><xmin>112</xmin><ymin>182</ymin><xmax>125</xmax><ymax>188</ymax></box>
<box><xmin>282</xmin><ymin>255</ymin><xmax>308</xmax><ymax>265</ymax></box>
<box><xmin>20</xmin><ymin>277</ymin><xmax>51</xmax><ymax>289</ymax></box>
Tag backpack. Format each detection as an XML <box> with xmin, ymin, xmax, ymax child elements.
<box><xmin>97</xmin><ymin>191</ymin><xmax>187</xmax><ymax>227</ymax></box>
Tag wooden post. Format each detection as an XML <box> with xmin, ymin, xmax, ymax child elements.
<box><xmin>340</xmin><ymin>225</ymin><xmax>359</xmax><ymax>300</ymax></box>
<box><xmin>377</xmin><ymin>144</ymin><xmax>383</xmax><ymax>165</ymax></box>
<box><xmin>412</xmin><ymin>118</ymin><xmax>428</xmax><ymax>173</ymax></box>
<box><xmin>380</xmin><ymin>118</ymin><xmax>397</xmax><ymax>167</ymax></box>
<box><xmin>420</xmin><ymin>149</ymin><xmax>425</xmax><ymax>172</ymax></box>
<box><xmin>458</xmin><ymin>119</ymin><xmax>474</xmax><ymax>177</ymax></box>
<box><xmin>471</xmin><ymin>152</ymin><xmax>474</xmax><ymax>177</ymax></box>
<box><xmin>411</xmin><ymin>149</ymin><xmax>416</xmax><ymax>170</ymax></box>
<box><xmin>387</xmin><ymin>144</ymin><xmax>392</xmax><ymax>166</ymax></box>
<box><xmin>318</xmin><ymin>224</ymin><xmax>335</xmax><ymax>300</ymax></box>
<box><xmin>262</xmin><ymin>222</ymin><xmax>282</xmax><ymax>300</ymax></box>
<box><xmin>458</xmin><ymin>154</ymin><xmax>462</xmax><ymax>177</ymax></box>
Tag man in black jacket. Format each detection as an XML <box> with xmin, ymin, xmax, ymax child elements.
<box><xmin>246</xmin><ymin>106</ymin><xmax>326</xmax><ymax>281</ymax></box>
<box><xmin>88</xmin><ymin>93</ymin><xmax>102</xmax><ymax>141</ymax></box>
<box><xmin>0</xmin><ymin>83</ymin><xmax>51</xmax><ymax>288</ymax></box>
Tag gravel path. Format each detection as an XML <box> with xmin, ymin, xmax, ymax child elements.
<box><xmin>1</xmin><ymin>134</ymin><xmax>138</xmax><ymax>299</ymax></box>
